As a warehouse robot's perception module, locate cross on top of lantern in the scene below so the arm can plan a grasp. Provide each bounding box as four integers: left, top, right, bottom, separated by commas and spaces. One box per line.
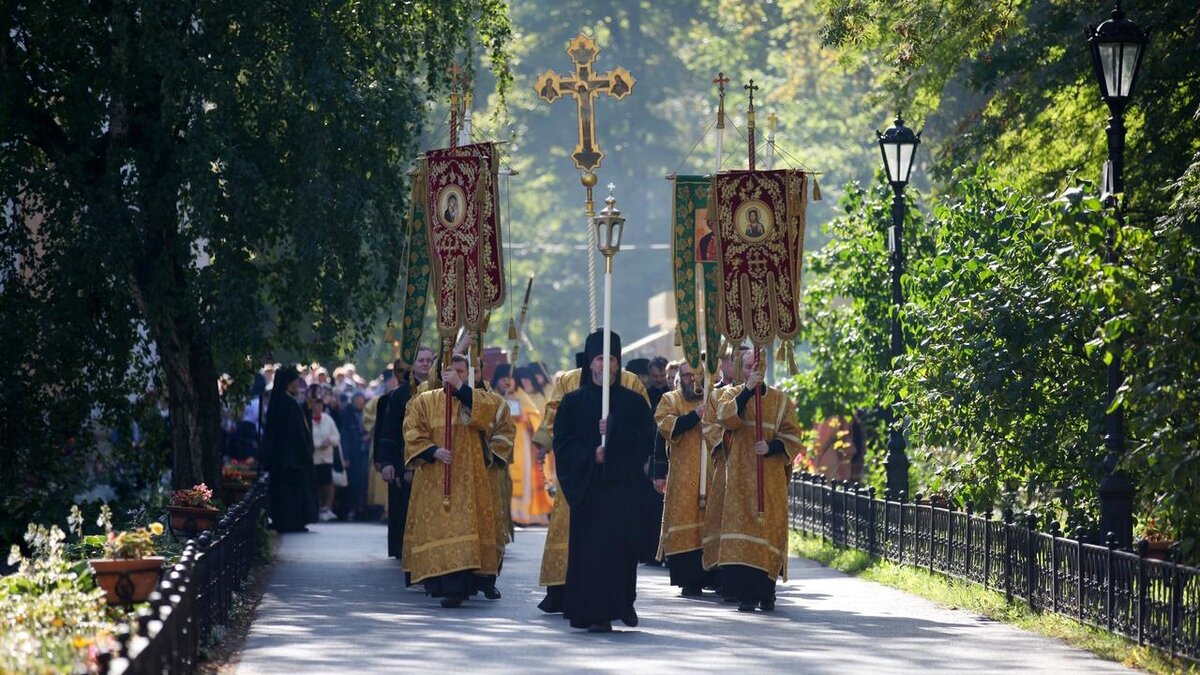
593, 183, 625, 260
877, 113, 922, 188
1086, 3, 1149, 109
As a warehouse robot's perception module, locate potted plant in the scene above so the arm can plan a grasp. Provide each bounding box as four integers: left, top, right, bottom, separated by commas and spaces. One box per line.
89, 521, 165, 605
221, 460, 258, 505
1140, 517, 1176, 561
167, 483, 221, 535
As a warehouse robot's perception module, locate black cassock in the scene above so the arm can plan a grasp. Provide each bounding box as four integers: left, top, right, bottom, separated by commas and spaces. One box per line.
263, 390, 318, 533
554, 378, 655, 629
375, 381, 413, 562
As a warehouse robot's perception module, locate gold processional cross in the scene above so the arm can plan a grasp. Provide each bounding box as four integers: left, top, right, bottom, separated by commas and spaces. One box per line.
534, 33, 636, 175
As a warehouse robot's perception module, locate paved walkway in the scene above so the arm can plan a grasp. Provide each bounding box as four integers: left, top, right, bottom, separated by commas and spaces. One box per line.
236, 522, 1131, 674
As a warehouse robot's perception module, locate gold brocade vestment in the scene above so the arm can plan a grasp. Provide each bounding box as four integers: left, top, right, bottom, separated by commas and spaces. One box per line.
712, 385, 802, 580
534, 368, 648, 587
401, 388, 506, 584
655, 390, 723, 559
507, 388, 552, 525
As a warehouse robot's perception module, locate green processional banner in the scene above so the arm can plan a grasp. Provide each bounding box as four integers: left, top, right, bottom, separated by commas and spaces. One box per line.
400, 165, 432, 368
672, 175, 723, 375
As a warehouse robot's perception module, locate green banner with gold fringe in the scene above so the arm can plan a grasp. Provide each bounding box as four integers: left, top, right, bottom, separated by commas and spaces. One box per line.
671, 176, 704, 371
400, 165, 432, 368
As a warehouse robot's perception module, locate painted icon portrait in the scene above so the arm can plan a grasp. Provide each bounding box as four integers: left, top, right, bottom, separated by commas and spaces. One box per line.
438, 186, 467, 228
734, 200, 773, 243
695, 208, 717, 262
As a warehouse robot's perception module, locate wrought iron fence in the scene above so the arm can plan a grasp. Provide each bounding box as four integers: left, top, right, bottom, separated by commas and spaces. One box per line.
789, 472, 1199, 662
100, 475, 269, 674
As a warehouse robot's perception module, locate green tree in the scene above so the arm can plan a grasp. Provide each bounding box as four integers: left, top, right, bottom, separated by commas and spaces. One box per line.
1, 0, 511, 507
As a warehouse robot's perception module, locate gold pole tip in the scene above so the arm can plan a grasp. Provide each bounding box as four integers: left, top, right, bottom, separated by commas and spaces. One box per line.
581, 171, 598, 188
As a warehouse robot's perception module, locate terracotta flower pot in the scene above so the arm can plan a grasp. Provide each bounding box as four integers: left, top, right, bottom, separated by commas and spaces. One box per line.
1144, 539, 1176, 561
90, 557, 165, 605
167, 505, 221, 535
222, 481, 251, 505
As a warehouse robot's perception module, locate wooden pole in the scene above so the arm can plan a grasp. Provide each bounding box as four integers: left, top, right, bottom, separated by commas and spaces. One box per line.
754, 347, 765, 519
442, 337, 454, 509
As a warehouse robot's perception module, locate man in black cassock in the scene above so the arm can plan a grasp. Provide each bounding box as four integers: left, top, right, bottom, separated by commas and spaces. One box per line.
554, 329, 656, 633
375, 363, 415, 561
263, 367, 319, 533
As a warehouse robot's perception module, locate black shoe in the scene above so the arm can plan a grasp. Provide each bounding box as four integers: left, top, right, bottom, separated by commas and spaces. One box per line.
483, 586, 502, 600
737, 600, 757, 612
681, 586, 704, 597
759, 598, 775, 611
440, 594, 465, 608
587, 622, 613, 633
537, 593, 563, 614
620, 609, 639, 627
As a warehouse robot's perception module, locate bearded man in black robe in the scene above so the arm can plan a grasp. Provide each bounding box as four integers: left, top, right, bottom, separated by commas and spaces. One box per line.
263, 366, 319, 533
554, 330, 656, 633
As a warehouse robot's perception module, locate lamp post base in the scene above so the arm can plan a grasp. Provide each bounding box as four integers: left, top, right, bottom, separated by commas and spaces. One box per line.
1098, 471, 1134, 550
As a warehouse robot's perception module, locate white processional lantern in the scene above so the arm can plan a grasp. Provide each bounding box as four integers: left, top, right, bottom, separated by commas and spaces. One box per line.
591, 183, 625, 448
593, 184, 626, 264
876, 114, 922, 188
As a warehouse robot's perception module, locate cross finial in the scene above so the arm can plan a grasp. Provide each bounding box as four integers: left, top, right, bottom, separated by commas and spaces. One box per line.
713, 72, 730, 96
744, 79, 759, 113
607, 182, 616, 194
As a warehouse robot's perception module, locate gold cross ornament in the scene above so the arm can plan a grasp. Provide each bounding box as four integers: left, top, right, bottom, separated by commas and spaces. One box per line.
534, 33, 636, 172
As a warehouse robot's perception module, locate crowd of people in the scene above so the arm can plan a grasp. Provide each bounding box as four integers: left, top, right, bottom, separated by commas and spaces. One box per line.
241, 330, 801, 633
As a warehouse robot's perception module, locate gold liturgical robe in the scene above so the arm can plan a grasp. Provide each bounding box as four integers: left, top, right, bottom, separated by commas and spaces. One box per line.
535, 368, 648, 587
507, 389, 552, 525
702, 385, 735, 571
483, 389, 515, 560
655, 389, 723, 558
712, 385, 802, 580
402, 388, 504, 584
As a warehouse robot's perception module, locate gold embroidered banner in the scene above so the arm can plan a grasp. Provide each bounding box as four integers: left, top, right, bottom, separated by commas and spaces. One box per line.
711, 170, 808, 347
672, 176, 724, 375
424, 142, 506, 335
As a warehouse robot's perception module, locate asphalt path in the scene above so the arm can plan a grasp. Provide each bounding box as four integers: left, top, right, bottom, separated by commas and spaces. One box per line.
236, 522, 1132, 674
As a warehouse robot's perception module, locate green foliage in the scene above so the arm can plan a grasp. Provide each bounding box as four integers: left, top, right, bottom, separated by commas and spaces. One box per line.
899, 168, 1111, 518
1122, 151, 1200, 559
1, 1, 513, 538
782, 174, 932, 491
1, 524, 112, 674
815, 0, 1200, 217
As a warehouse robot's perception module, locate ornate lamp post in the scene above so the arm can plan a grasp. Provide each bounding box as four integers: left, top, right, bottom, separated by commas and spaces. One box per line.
877, 114, 921, 499
1087, 2, 1147, 549
592, 183, 625, 447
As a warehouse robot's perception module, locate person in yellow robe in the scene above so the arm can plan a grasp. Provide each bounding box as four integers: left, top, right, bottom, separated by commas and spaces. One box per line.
495, 365, 552, 526
532, 351, 649, 614
654, 361, 723, 596
402, 354, 507, 608
712, 348, 802, 612
701, 354, 736, 590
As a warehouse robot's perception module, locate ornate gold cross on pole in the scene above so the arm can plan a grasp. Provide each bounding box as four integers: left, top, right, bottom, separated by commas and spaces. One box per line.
534, 33, 636, 186
744, 79, 759, 171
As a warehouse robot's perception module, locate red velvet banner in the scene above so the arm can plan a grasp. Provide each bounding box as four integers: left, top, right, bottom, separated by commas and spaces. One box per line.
424, 143, 506, 334
711, 170, 807, 347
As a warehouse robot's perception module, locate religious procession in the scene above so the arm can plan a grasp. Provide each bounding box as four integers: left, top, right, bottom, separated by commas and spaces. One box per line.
248, 33, 812, 633
9, 1, 1200, 671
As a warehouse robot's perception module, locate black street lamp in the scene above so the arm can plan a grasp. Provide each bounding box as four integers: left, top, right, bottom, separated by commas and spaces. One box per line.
877, 113, 921, 499
1087, 2, 1147, 550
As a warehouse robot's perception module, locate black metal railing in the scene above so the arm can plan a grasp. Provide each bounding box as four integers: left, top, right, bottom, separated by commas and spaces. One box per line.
789, 472, 1199, 662
100, 475, 269, 674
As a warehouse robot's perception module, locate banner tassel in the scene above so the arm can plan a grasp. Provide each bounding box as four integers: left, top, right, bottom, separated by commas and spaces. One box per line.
507, 317, 518, 341
812, 176, 822, 201
383, 319, 395, 344
675, 324, 684, 347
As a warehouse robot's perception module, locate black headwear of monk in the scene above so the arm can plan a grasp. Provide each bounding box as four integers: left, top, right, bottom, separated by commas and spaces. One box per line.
264, 366, 304, 469
583, 329, 622, 391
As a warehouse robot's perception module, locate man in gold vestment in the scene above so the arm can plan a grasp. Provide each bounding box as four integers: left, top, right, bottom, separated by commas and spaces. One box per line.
654, 361, 722, 596
402, 355, 511, 608
712, 349, 802, 612
495, 365, 552, 526
532, 352, 649, 614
